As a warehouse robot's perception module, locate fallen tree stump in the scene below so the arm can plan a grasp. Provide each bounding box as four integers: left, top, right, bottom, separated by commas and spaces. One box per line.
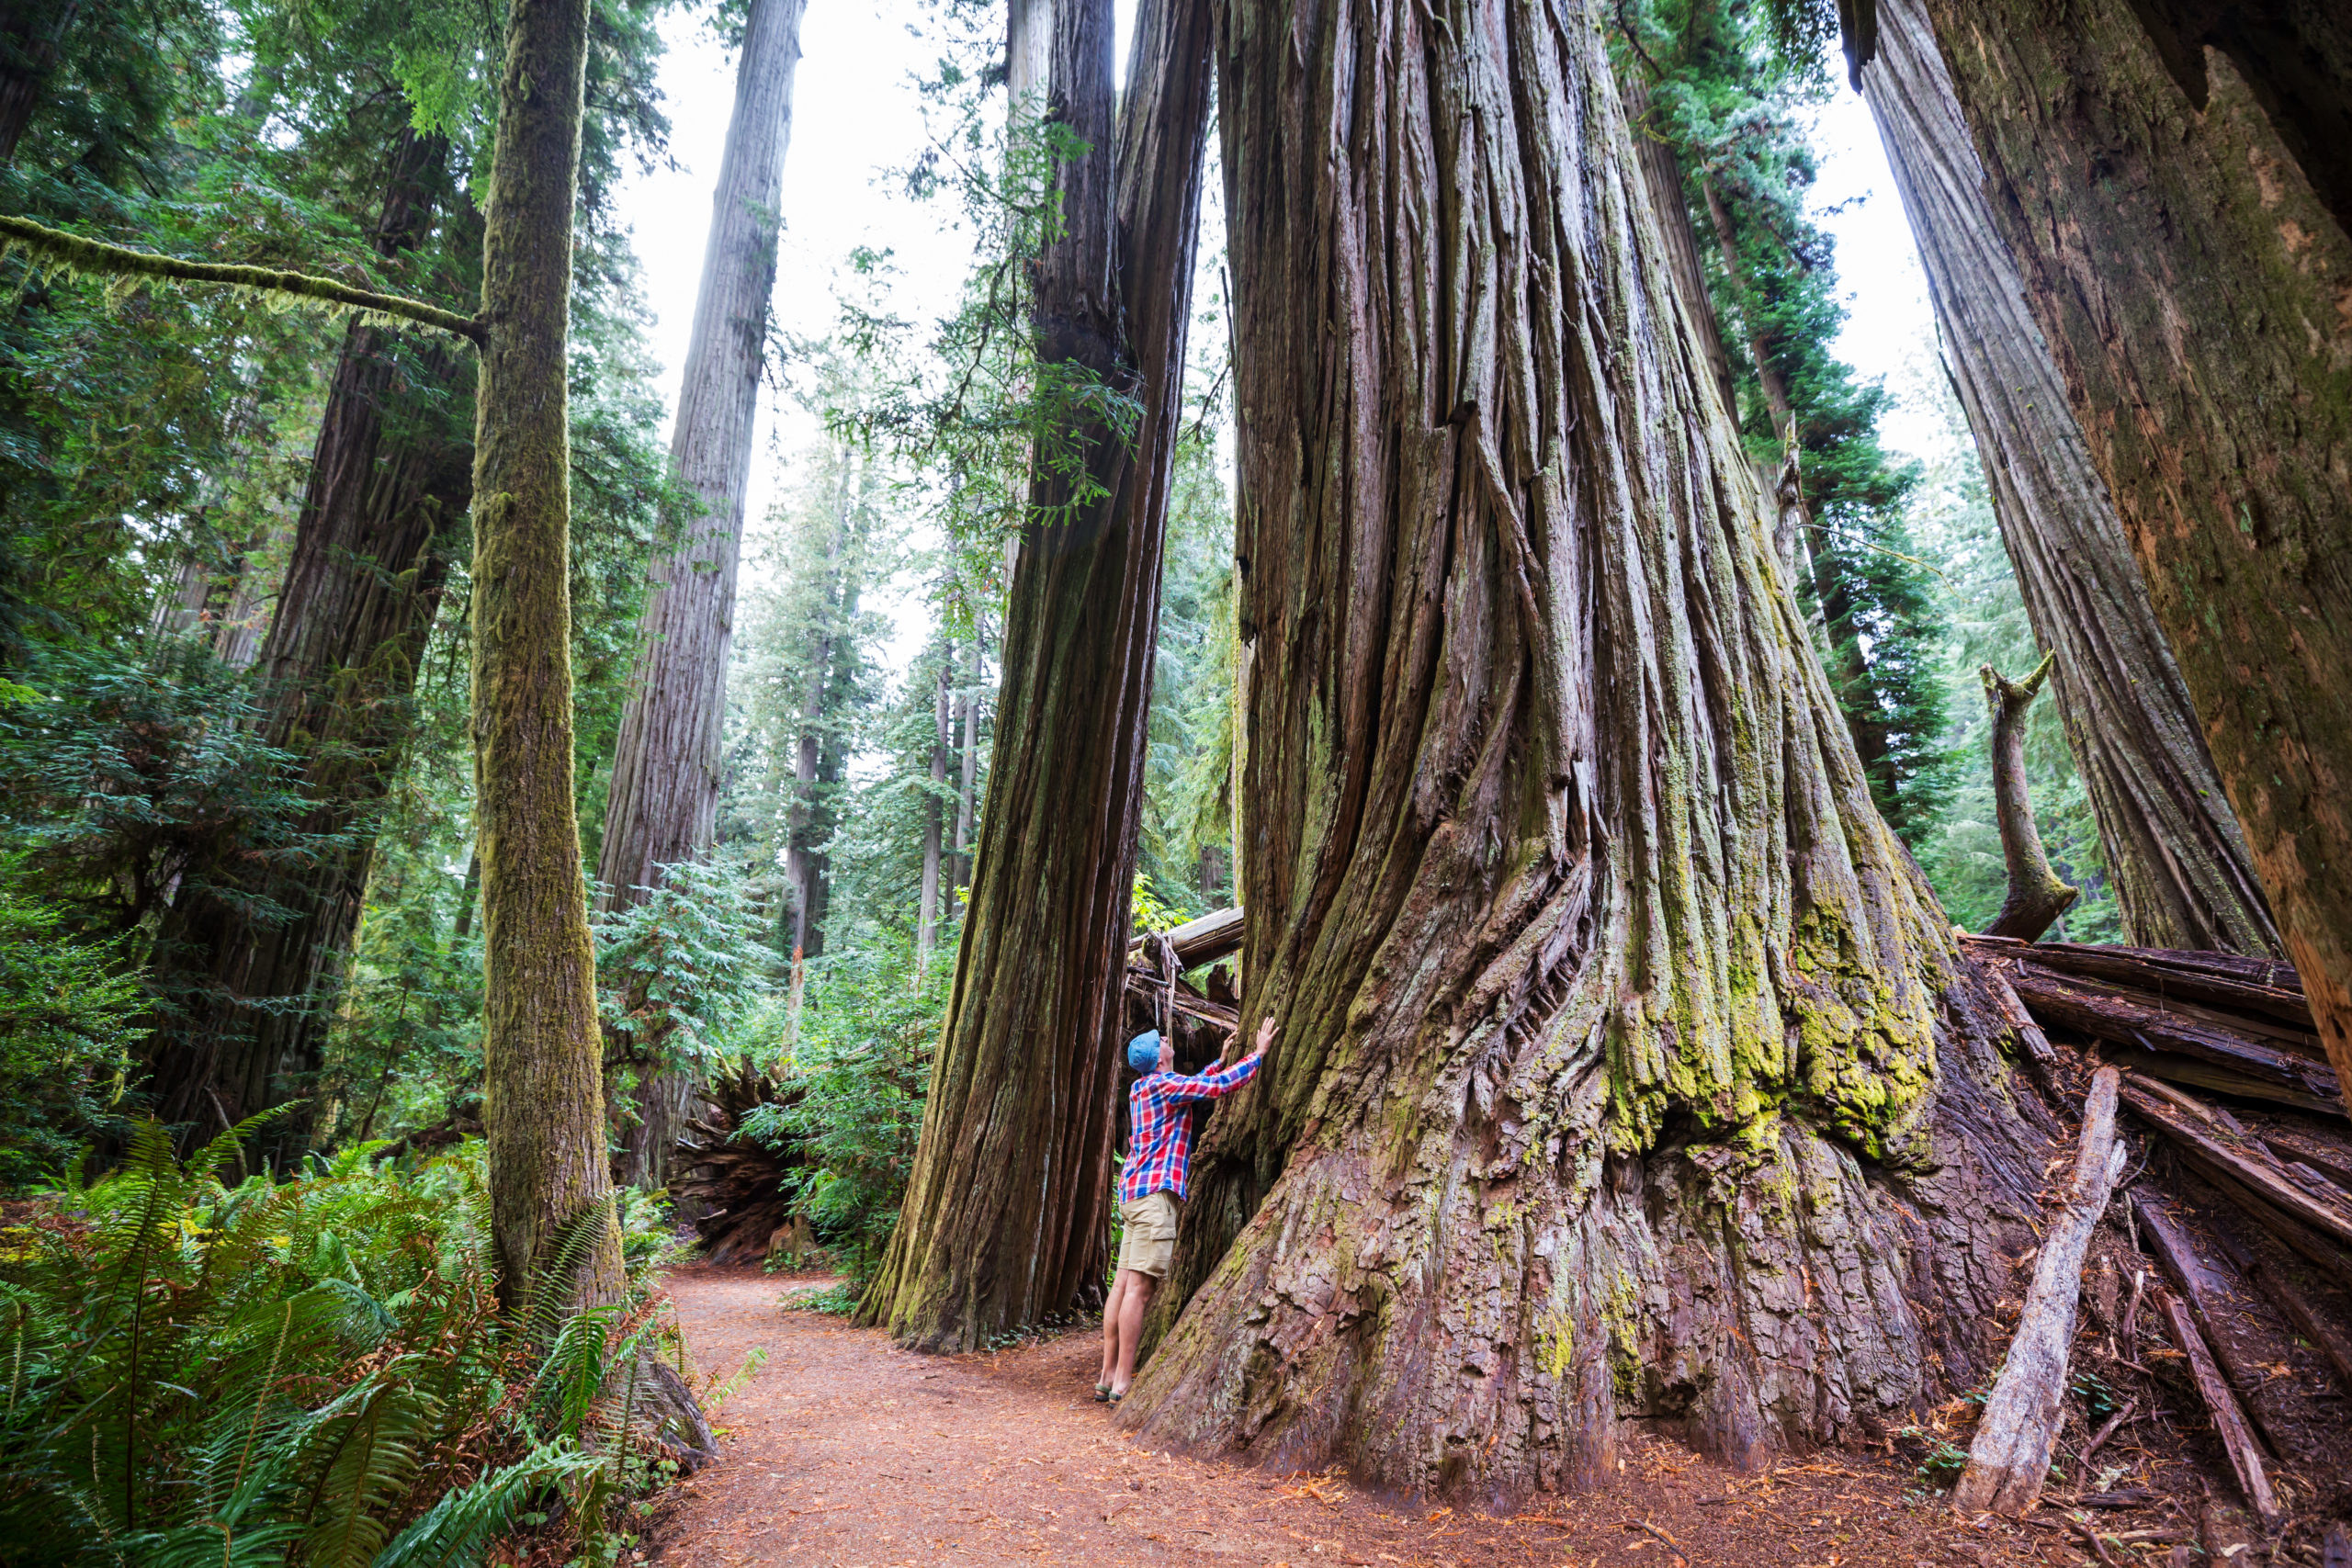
1954, 1065, 2127, 1516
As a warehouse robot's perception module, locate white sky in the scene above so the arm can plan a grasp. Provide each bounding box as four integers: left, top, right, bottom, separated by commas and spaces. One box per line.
607, 9, 1948, 679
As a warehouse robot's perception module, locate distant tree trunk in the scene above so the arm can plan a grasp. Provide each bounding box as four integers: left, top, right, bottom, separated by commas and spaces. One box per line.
470, 0, 617, 1309
1119, 0, 2046, 1493
0, 0, 75, 163
600, 0, 808, 1190
141, 124, 475, 1157
1006, 0, 1050, 107
1913, 0, 2352, 1092
783, 457, 853, 965
1981, 654, 2080, 940
861, 0, 1214, 1352
917, 658, 947, 966
1858, 0, 2280, 958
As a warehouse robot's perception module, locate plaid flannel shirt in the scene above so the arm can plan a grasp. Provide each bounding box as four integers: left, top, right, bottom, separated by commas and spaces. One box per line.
1118, 1055, 1262, 1204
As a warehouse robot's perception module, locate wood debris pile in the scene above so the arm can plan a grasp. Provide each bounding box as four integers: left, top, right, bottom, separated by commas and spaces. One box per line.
1951, 933, 2352, 1558
674, 1059, 808, 1265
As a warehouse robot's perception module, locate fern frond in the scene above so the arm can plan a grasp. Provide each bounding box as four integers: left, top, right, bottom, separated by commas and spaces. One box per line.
371, 1443, 604, 1568
299, 1378, 441, 1568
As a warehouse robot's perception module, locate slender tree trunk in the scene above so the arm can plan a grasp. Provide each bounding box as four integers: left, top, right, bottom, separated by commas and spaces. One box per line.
600, 0, 808, 1190
1858, 0, 2279, 958
1119, 0, 2046, 1494
1911, 0, 2352, 1094
141, 125, 475, 1157
861, 0, 1214, 1352
918, 658, 946, 966
784, 459, 851, 964
470, 0, 616, 1309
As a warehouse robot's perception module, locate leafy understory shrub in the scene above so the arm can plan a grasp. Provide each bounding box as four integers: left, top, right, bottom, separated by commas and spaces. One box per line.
0, 1122, 701, 1566
740, 929, 944, 1285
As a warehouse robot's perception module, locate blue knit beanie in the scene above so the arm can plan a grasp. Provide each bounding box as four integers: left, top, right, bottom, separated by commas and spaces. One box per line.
1126, 1030, 1163, 1074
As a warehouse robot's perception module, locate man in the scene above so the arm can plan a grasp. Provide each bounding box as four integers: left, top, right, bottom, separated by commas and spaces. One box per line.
1096, 1016, 1272, 1404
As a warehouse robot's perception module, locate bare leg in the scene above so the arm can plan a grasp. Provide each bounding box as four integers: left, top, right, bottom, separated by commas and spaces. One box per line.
1110, 1269, 1157, 1395
1098, 1271, 1129, 1387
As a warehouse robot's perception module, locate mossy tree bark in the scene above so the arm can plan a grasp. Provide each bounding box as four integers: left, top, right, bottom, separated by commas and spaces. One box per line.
861, 0, 1213, 1351
1120, 0, 2049, 1495
469, 0, 618, 1307
142, 124, 477, 1158
1858, 0, 2278, 957
599, 0, 808, 1191
1911, 0, 2352, 1094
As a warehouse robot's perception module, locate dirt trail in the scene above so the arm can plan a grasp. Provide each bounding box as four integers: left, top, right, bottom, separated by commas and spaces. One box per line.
642, 1264, 2059, 1568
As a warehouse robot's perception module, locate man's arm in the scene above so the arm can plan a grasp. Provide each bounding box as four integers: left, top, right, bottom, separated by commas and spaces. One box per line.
1165, 1019, 1274, 1101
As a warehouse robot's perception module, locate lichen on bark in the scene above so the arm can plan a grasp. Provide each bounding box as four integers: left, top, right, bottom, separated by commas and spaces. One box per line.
1121, 0, 2047, 1498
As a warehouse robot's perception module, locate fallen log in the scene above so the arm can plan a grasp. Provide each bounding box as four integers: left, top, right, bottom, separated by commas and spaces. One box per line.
2128, 1190, 2291, 1458
1953, 1066, 2127, 1516
2006, 963, 2339, 1105
1125, 906, 1243, 971
2206, 1223, 2352, 1395
2115, 1076, 2352, 1251
1964, 936, 2311, 1032
2154, 1287, 2282, 1529
1973, 953, 2060, 1091
2118, 1054, 2345, 1119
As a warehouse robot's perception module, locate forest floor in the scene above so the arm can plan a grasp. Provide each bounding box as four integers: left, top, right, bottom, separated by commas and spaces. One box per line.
634, 1263, 2078, 1568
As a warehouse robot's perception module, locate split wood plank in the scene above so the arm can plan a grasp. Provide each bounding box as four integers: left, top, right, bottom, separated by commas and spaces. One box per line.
1953, 1066, 2127, 1516
1973, 953, 2059, 1089
2154, 1288, 2281, 1529
2127, 1190, 2292, 1458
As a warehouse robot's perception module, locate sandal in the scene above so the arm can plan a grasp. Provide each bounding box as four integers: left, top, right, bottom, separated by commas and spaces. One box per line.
1092, 1382, 1113, 1403
1107, 1387, 1126, 1405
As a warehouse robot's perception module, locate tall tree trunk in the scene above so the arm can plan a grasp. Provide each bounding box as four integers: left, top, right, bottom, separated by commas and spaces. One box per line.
953, 634, 978, 910
861, 0, 1213, 1352
141, 125, 475, 1156
918, 658, 946, 966
1911, 0, 2352, 1093
784, 457, 851, 964
470, 0, 616, 1309
1857, 0, 2280, 958
1119, 0, 2046, 1494
600, 0, 808, 1190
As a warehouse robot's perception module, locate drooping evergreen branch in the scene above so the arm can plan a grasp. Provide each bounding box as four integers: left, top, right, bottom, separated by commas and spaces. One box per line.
0, 213, 486, 344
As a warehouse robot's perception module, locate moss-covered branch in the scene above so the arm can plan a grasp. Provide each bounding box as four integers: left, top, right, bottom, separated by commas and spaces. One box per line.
0, 213, 485, 344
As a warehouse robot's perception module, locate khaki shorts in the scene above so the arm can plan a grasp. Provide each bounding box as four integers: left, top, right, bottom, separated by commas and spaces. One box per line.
1116, 1190, 1181, 1279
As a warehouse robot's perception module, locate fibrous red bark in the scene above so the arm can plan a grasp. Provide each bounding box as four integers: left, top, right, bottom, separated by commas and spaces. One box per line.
142, 124, 474, 1157
599, 0, 808, 1190
1118, 0, 2046, 1495
1857, 0, 2278, 957
1906, 0, 2352, 1094
862, 0, 1214, 1351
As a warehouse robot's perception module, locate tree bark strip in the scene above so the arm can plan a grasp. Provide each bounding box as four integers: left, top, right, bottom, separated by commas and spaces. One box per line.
2119, 1076, 2352, 1252
1856, 0, 2278, 957
1953, 1066, 2124, 1516
1912, 0, 2352, 1089
861, 0, 1215, 1351
599, 0, 808, 1190
1120, 0, 2047, 1494
2129, 1189, 2295, 1457
469, 0, 617, 1307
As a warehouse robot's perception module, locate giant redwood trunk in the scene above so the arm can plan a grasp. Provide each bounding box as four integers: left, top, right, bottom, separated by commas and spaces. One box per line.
1858, 0, 2279, 958
1120, 0, 2048, 1495
861, 0, 1212, 1351
1906, 0, 2352, 1096
142, 126, 475, 1155
600, 0, 808, 1190
470, 0, 618, 1307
